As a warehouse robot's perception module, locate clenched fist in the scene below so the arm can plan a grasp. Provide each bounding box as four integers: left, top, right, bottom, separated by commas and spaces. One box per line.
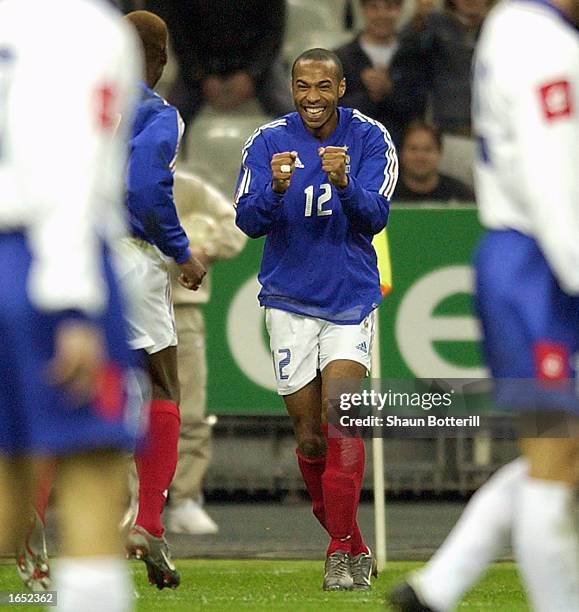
178, 253, 206, 291
271, 151, 298, 193
319, 146, 348, 189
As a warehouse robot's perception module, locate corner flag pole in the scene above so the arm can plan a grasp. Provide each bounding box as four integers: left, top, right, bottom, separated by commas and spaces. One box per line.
371, 228, 391, 573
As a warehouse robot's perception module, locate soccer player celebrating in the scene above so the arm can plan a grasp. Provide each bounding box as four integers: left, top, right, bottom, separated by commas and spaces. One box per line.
235, 48, 398, 591
0, 0, 141, 610
390, 0, 579, 610
120, 11, 205, 590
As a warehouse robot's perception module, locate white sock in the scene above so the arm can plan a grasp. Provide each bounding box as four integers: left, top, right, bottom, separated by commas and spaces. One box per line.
55, 556, 133, 612
514, 477, 579, 612
415, 458, 528, 611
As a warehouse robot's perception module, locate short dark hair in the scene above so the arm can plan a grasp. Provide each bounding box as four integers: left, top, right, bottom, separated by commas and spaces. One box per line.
401, 120, 443, 151
291, 48, 344, 81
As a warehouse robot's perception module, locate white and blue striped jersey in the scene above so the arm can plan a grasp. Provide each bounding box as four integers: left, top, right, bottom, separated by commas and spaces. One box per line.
0, 0, 141, 314
473, 0, 579, 293
235, 108, 398, 324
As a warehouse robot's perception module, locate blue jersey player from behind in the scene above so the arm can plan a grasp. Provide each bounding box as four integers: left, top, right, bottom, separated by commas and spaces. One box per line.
235, 48, 398, 591
0, 1, 141, 610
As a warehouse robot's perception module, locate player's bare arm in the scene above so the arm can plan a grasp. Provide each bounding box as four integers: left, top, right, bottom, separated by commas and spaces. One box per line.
177, 253, 206, 291
319, 146, 348, 189
271, 151, 298, 193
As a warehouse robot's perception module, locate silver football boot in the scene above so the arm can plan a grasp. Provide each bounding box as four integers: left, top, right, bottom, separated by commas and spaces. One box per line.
350, 548, 378, 590
322, 551, 354, 591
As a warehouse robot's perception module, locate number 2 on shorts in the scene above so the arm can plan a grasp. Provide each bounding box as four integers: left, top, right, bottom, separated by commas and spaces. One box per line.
277, 348, 291, 380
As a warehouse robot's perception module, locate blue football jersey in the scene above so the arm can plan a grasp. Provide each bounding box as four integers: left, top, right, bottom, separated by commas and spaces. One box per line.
126, 83, 191, 264
235, 108, 398, 324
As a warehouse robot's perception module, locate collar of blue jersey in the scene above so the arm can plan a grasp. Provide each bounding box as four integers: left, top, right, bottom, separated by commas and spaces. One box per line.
139, 81, 156, 97
519, 0, 578, 31
294, 107, 349, 145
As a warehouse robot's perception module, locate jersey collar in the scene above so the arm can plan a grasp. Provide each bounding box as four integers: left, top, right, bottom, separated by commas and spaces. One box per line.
295, 107, 348, 146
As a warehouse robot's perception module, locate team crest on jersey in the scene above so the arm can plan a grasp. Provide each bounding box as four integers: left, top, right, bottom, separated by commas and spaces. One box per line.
94, 82, 118, 132
538, 80, 573, 122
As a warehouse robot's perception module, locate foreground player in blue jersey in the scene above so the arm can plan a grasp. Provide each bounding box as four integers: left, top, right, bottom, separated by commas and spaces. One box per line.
236, 48, 398, 591
391, 0, 579, 610
0, 1, 141, 610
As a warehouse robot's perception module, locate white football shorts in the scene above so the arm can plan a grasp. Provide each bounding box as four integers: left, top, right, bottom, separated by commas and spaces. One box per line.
265, 307, 375, 396
113, 237, 177, 355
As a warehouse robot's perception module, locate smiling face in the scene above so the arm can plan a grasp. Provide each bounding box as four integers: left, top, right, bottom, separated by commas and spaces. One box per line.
292, 59, 346, 141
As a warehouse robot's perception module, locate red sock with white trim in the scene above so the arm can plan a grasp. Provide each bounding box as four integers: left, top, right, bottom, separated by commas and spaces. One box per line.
297, 447, 368, 554
134, 399, 180, 537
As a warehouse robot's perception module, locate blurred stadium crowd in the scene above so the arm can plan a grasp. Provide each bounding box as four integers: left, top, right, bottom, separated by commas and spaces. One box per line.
118, 0, 485, 201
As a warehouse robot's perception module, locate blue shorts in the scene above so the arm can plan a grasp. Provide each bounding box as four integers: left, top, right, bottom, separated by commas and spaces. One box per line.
474, 230, 579, 413
0, 233, 145, 456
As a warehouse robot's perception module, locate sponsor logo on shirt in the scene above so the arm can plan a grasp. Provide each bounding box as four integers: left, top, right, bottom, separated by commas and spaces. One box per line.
538, 80, 573, 122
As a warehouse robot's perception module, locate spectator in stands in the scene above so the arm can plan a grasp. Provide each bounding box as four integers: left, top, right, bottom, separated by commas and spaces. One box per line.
390, 0, 490, 136
335, 0, 407, 145
393, 120, 475, 202
166, 172, 247, 535
146, 0, 293, 125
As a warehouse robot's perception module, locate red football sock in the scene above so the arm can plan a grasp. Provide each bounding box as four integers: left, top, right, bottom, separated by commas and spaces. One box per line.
350, 522, 369, 556
296, 450, 327, 529
350, 448, 369, 556
135, 399, 180, 537
322, 424, 366, 556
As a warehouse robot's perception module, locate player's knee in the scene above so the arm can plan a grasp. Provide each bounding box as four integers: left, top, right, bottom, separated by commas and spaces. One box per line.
297, 435, 326, 458
150, 376, 180, 403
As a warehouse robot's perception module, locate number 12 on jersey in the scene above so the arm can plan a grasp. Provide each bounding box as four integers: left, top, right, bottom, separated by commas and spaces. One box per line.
304, 184, 333, 217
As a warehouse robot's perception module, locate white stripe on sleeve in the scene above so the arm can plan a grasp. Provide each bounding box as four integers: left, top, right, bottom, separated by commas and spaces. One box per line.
352, 110, 398, 200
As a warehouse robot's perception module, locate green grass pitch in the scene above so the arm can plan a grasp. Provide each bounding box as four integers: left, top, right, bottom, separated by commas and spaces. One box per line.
0, 559, 528, 611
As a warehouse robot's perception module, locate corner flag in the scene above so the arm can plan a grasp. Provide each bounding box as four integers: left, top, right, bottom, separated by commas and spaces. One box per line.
373, 228, 392, 296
